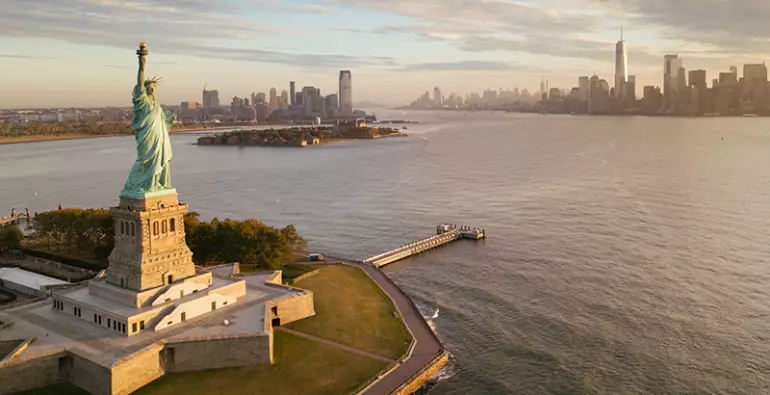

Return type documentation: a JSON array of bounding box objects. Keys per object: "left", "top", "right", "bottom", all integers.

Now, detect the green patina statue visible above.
[{"left": 121, "top": 42, "right": 176, "bottom": 199}]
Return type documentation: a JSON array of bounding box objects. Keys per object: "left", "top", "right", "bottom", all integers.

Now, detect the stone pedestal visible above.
[{"left": 106, "top": 192, "right": 195, "bottom": 293}]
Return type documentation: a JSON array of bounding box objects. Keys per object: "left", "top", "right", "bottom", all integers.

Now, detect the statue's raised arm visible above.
[
  {"left": 121, "top": 42, "right": 175, "bottom": 199},
  {"left": 136, "top": 43, "right": 147, "bottom": 95}
]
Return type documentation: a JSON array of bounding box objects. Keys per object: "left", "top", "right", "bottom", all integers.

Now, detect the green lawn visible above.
[
  {"left": 137, "top": 331, "right": 387, "bottom": 395},
  {"left": 19, "top": 264, "right": 409, "bottom": 395},
  {"left": 287, "top": 265, "right": 412, "bottom": 359},
  {"left": 22, "top": 332, "right": 386, "bottom": 395},
  {"left": 281, "top": 263, "right": 317, "bottom": 283}
]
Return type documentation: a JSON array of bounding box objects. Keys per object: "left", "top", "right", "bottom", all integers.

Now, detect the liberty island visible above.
[
  {"left": 0, "top": 43, "right": 320, "bottom": 395},
  {"left": 0, "top": 44, "right": 446, "bottom": 395}
]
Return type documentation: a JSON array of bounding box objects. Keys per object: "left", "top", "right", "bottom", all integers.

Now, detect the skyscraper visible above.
[
  {"left": 202, "top": 88, "right": 220, "bottom": 108},
  {"left": 578, "top": 76, "right": 590, "bottom": 101},
  {"left": 664, "top": 54, "right": 682, "bottom": 106},
  {"left": 326, "top": 94, "right": 339, "bottom": 111},
  {"left": 626, "top": 75, "right": 636, "bottom": 101},
  {"left": 743, "top": 63, "right": 768, "bottom": 82},
  {"left": 688, "top": 70, "right": 707, "bottom": 89},
  {"left": 301, "top": 86, "right": 321, "bottom": 116},
  {"left": 615, "top": 27, "right": 628, "bottom": 98},
  {"left": 339, "top": 70, "right": 353, "bottom": 114},
  {"left": 677, "top": 66, "right": 687, "bottom": 91},
  {"left": 433, "top": 87, "right": 443, "bottom": 107},
  {"left": 280, "top": 90, "right": 289, "bottom": 110},
  {"left": 290, "top": 81, "right": 296, "bottom": 107},
  {"left": 269, "top": 88, "right": 277, "bottom": 110},
  {"left": 742, "top": 63, "right": 767, "bottom": 103}
]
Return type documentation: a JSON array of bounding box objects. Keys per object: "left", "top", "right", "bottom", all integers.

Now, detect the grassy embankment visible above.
[
  {"left": 22, "top": 265, "right": 411, "bottom": 395},
  {"left": 287, "top": 265, "right": 412, "bottom": 360}
]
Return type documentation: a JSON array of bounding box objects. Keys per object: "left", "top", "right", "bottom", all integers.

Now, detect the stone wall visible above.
[
  {"left": 89, "top": 272, "right": 214, "bottom": 309},
  {"left": 265, "top": 271, "right": 282, "bottom": 285},
  {"left": 53, "top": 294, "right": 129, "bottom": 336},
  {"left": 290, "top": 269, "right": 319, "bottom": 284},
  {"left": 127, "top": 306, "right": 168, "bottom": 336},
  {"left": 89, "top": 280, "right": 143, "bottom": 308},
  {"left": 165, "top": 334, "right": 272, "bottom": 372},
  {"left": 212, "top": 279, "right": 246, "bottom": 299},
  {"left": 265, "top": 287, "right": 315, "bottom": 325},
  {"left": 0, "top": 349, "right": 66, "bottom": 395},
  {"left": 0, "top": 335, "right": 271, "bottom": 395},
  {"left": 68, "top": 352, "right": 111, "bottom": 395},
  {"left": 393, "top": 352, "right": 449, "bottom": 395},
  {"left": 2, "top": 337, "right": 33, "bottom": 361},
  {"left": 154, "top": 293, "right": 236, "bottom": 331},
  {"left": 151, "top": 281, "right": 209, "bottom": 306},
  {"left": 111, "top": 344, "right": 165, "bottom": 395}
]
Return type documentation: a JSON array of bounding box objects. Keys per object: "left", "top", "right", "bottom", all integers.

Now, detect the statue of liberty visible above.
[{"left": 121, "top": 42, "right": 176, "bottom": 198}]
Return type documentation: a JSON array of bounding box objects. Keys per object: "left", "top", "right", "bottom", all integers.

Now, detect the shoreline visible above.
[
  {"left": 322, "top": 256, "right": 447, "bottom": 395},
  {"left": 393, "top": 107, "right": 770, "bottom": 118},
  {"left": 0, "top": 126, "right": 240, "bottom": 146}
]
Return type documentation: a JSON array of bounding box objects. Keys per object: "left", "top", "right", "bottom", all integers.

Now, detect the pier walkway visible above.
[
  {"left": 0, "top": 214, "right": 29, "bottom": 227},
  {"left": 363, "top": 224, "right": 485, "bottom": 268}
]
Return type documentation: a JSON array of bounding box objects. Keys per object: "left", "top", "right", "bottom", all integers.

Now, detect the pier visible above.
[
  {"left": 363, "top": 224, "right": 485, "bottom": 268},
  {"left": 0, "top": 214, "right": 30, "bottom": 227}
]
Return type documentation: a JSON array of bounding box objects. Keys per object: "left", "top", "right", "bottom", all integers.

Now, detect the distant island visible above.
[{"left": 196, "top": 123, "right": 407, "bottom": 147}]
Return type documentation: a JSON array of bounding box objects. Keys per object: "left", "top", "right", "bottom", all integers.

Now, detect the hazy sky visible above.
[{"left": 1, "top": 0, "right": 769, "bottom": 108}]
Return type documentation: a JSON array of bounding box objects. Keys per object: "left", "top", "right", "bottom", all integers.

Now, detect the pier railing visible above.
[
  {"left": 363, "top": 223, "right": 487, "bottom": 268},
  {"left": 363, "top": 230, "right": 460, "bottom": 265},
  {"left": 0, "top": 214, "right": 29, "bottom": 227}
]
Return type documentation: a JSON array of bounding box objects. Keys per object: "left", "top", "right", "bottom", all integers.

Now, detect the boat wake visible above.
[{"left": 416, "top": 301, "right": 440, "bottom": 324}]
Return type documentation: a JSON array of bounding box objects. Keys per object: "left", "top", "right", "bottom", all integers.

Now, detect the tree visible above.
[
  {"left": 29, "top": 208, "right": 113, "bottom": 259},
  {"left": 183, "top": 213, "right": 305, "bottom": 269},
  {"left": 0, "top": 226, "right": 23, "bottom": 252}
]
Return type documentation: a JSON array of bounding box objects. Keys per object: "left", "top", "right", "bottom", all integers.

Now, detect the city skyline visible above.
[{"left": 2, "top": 0, "right": 770, "bottom": 108}]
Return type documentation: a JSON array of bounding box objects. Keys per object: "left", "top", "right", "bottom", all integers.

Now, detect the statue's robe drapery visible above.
[{"left": 122, "top": 85, "right": 174, "bottom": 195}]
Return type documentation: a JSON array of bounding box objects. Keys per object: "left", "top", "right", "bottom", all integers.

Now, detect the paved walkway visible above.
[
  {"left": 275, "top": 327, "right": 394, "bottom": 363},
  {"left": 326, "top": 256, "right": 445, "bottom": 395}
]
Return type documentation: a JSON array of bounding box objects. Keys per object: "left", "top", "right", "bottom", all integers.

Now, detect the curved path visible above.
[
  {"left": 326, "top": 257, "right": 445, "bottom": 395},
  {"left": 276, "top": 326, "right": 394, "bottom": 363}
]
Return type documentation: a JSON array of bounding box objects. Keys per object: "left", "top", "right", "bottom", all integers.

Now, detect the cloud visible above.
[
  {"left": 321, "top": 0, "right": 600, "bottom": 34},
  {"left": 0, "top": 54, "right": 59, "bottom": 59},
  {"left": 321, "top": 0, "right": 770, "bottom": 70},
  {"left": 334, "top": 27, "right": 368, "bottom": 33},
  {"left": 251, "top": 0, "right": 336, "bottom": 14},
  {"left": 322, "top": 0, "right": 630, "bottom": 67},
  {"left": 163, "top": 42, "right": 396, "bottom": 68},
  {"left": 400, "top": 60, "right": 528, "bottom": 72},
  {"left": 0, "top": 0, "right": 374, "bottom": 68}
]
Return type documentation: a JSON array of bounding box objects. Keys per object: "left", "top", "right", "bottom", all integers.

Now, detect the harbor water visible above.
[{"left": 1, "top": 111, "right": 769, "bottom": 394}]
